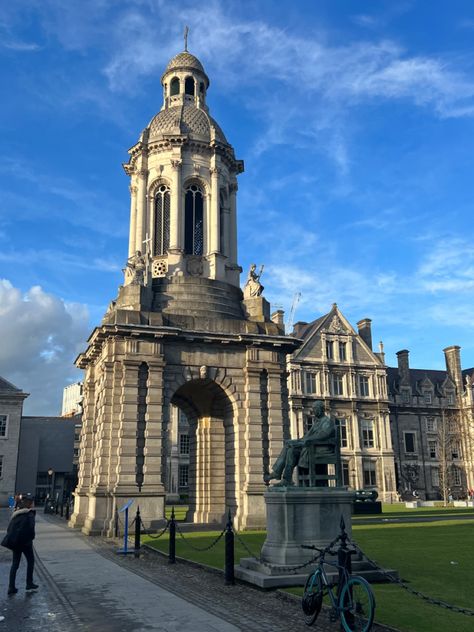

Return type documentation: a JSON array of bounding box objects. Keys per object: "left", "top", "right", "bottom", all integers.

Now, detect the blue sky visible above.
[{"left": 1, "top": 0, "right": 474, "bottom": 414}]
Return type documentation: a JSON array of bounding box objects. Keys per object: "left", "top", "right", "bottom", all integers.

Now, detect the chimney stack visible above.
[
  {"left": 271, "top": 309, "right": 285, "bottom": 331},
  {"left": 443, "top": 345, "right": 462, "bottom": 393},
  {"left": 396, "top": 349, "right": 410, "bottom": 384},
  {"left": 357, "top": 318, "right": 372, "bottom": 350}
]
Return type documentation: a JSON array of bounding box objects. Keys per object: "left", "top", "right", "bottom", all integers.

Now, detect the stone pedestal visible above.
[
  {"left": 235, "top": 486, "right": 357, "bottom": 588},
  {"left": 261, "top": 487, "right": 355, "bottom": 565},
  {"left": 243, "top": 296, "right": 270, "bottom": 322}
]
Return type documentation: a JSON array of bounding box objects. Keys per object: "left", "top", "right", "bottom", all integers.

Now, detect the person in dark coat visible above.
[{"left": 2, "top": 493, "right": 38, "bottom": 595}]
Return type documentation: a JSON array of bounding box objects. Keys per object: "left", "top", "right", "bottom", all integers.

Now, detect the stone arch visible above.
[{"left": 168, "top": 375, "right": 239, "bottom": 524}]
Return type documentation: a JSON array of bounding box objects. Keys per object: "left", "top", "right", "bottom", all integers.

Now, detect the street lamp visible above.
[{"left": 47, "top": 468, "right": 54, "bottom": 513}]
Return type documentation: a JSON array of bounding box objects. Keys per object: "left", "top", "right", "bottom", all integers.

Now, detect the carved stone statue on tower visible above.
[
  {"left": 125, "top": 250, "right": 147, "bottom": 286},
  {"left": 244, "top": 263, "right": 264, "bottom": 298}
]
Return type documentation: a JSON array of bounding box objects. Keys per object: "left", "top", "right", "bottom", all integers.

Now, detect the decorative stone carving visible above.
[
  {"left": 187, "top": 256, "right": 203, "bottom": 277},
  {"left": 327, "top": 315, "right": 345, "bottom": 333},
  {"left": 124, "top": 250, "right": 147, "bottom": 286},
  {"left": 152, "top": 258, "right": 168, "bottom": 278},
  {"left": 243, "top": 264, "right": 264, "bottom": 298},
  {"left": 170, "top": 159, "right": 182, "bottom": 170},
  {"left": 199, "top": 365, "right": 208, "bottom": 379}
]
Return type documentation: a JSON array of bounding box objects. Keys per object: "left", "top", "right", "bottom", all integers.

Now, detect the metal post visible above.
[
  {"left": 123, "top": 507, "right": 129, "bottom": 554},
  {"left": 337, "top": 515, "right": 353, "bottom": 627},
  {"left": 134, "top": 506, "right": 141, "bottom": 558},
  {"left": 224, "top": 509, "right": 235, "bottom": 586},
  {"left": 65, "top": 497, "right": 70, "bottom": 520},
  {"left": 169, "top": 507, "right": 176, "bottom": 564},
  {"left": 60, "top": 501, "right": 64, "bottom": 517},
  {"left": 114, "top": 506, "right": 119, "bottom": 538}
]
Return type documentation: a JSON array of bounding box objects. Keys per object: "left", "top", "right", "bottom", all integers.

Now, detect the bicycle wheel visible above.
[
  {"left": 339, "top": 576, "right": 375, "bottom": 632},
  {"left": 302, "top": 568, "right": 323, "bottom": 626}
]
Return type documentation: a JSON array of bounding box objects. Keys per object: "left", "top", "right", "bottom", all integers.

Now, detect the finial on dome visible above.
[{"left": 184, "top": 25, "right": 189, "bottom": 52}]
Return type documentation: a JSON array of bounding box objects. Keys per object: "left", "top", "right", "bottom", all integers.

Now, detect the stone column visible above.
[
  {"left": 69, "top": 371, "right": 96, "bottom": 529},
  {"left": 128, "top": 183, "right": 138, "bottom": 258},
  {"left": 169, "top": 159, "right": 182, "bottom": 252},
  {"left": 90, "top": 361, "right": 115, "bottom": 492},
  {"left": 229, "top": 182, "right": 238, "bottom": 264},
  {"left": 240, "top": 364, "right": 268, "bottom": 529},
  {"left": 167, "top": 405, "right": 180, "bottom": 502},
  {"left": 135, "top": 169, "right": 148, "bottom": 254},
  {"left": 210, "top": 166, "right": 220, "bottom": 254},
  {"left": 114, "top": 360, "right": 141, "bottom": 492}
]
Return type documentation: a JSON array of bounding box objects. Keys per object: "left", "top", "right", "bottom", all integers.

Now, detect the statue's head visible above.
[
  {"left": 313, "top": 400, "right": 325, "bottom": 416},
  {"left": 135, "top": 250, "right": 142, "bottom": 256},
  {"left": 250, "top": 263, "right": 256, "bottom": 271}
]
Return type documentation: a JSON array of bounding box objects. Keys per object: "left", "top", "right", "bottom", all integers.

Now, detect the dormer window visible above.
[
  {"left": 423, "top": 391, "right": 432, "bottom": 404},
  {"left": 170, "top": 77, "right": 180, "bottom": 96},
  {"left": 185, "top": 76, "right": 195, "bottom": 96}
]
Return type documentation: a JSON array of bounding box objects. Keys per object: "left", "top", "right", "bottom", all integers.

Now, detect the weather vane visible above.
[{"left": 184, "top": 25, "right": 189, "bottom": 52}]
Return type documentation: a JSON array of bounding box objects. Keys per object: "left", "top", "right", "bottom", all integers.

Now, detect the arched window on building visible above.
[
  {"left": 184, "top": 184, "right": 204, "bottom": 255},
  {"left": 170, "top": 77, "right": 180, "bottom": 96},
  {"left": 185, "top": 76, "right": 195, "bottom": 96},
  {"left": 154, "top": 185, "right": 170, "bottom": 256}
]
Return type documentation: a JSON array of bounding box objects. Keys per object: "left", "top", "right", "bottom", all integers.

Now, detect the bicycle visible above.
[{"left": 301, "top": 543, "right": 375, "bottom": 631}]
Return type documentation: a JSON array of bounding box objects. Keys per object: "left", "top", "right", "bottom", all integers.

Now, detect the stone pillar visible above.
[
  {"left": 210, "top": 166, "right": 220, "bottom": 254},
  {"left": 128, "top": 183, "right": 138, "bottom": 258},
  {"left": 167, "top": 405, "right": 180, "bottom": 502},
  {"left": 240, "top": 363, "right": 268, "bottom": 529},
  {"left": 229, "top": 182, "right": 238, "bottom": 264},
  {"left": 135, "top": 169, "right": 148, "bottom": 254},
  {"left": 69, "top": 372, "right": 96, "bottom": 529},
  {"left": 169, "top": 159, "right": 182, "bottom": 252}
]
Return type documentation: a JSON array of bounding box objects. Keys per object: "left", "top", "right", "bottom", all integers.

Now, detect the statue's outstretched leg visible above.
[{"left": 264, "top": 446, "right": 288, "bottom": 483}]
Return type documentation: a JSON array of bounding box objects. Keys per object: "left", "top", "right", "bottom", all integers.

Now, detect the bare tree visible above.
[{"left": 437, "top": 409, "right": 463, "bottom": 506}]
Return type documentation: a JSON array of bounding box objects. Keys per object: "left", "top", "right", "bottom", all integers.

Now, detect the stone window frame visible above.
[
  {"left": 326, "top": 340, "right": 334, "bottom": 360},
  {"left": 401, "top": 389, "right": 411, "bottom": 404},
  {"left": 178, "top": 464, "right": 189, "bottom": 487},
  {"left": 304, "top": 371, "right": 317, "bottom": 394},
  {"left": 361, "top": 418, "right": 375, "bottom": 449},
  {"left": 0, "top": 414, "right": 8, "bottom": 439},
  {"left": 179, "top": 433, "right": 190, "bottom": 455},
  {"left": 428, "top": 439, "right": 438, "bottom": 459},
  {"left": 331, "top": 373, "right": 344, "bottom": 396},
  {"left": 451, "top": 440, "right": 461, "bottom": 460},
  {"left": 431, "top": 466, "right": 439, "bottom": 487},
  {"left": 423, "top": 391, "right": 432, "bottom": 404},
  {"left": 363, "top": 459, "right": 377, "bottom": 487},
  {"left": 339, "top": 418, "right": 350, "bottom": 449},
  {"left": 359, "top": 375, "right": 370, "bottom": 398},
  {"left": 183, "top": 179, "right": 206, "bottom": 256},
  {"left": 338, "top": 341, "right": 347, "bottom": 362},
  {"left": 452, "top": 466, "right": 462, "bottom": 486},
  {"left": 425, "top": 416, "right": 437, "bottom": 433},
  {"left": 403, "top": 431, "right": 417, "bottom": 454}
]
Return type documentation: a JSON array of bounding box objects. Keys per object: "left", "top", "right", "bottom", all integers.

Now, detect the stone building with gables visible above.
[
  {"left": 387, "top": 346, "right": 474, "bottom": 500},
  {"left": 288, "top": 304, "right": 397, "bottom": 502}
]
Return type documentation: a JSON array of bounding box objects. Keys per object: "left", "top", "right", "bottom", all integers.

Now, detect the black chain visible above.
[
  {"left": 233, "top": 530, "right": 341, "bottom": 574},
  {"left": 349, "top": 539, "right": 474, "bottom": 617},
  {"left": 175, "top": 523, "right": 226, "bottom": 551},
  {"left": 140, "top": 520, "right": 170, "bottom": 540}
]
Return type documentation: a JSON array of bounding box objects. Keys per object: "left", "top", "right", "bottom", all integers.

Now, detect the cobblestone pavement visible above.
[{"left": 1, "top": 510, "right": 397, "bottom": 631}]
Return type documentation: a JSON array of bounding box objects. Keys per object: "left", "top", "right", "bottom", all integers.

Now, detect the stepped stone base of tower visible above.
[{"left": 71, "top": 276, "right": 300, "bottom": 536}]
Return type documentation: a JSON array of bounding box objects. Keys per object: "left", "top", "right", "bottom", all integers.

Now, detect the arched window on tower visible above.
[
  {"left": 170, "top": 77, "right": 180, "bottom": 96},
  {"left": 184, "top": 184, "right": 204, "bottom": 255},
  {"left": 154, "top": 185, "right": 170, "bottom": 256},
  {"left": 185, "top": 76, "right": 195, "bottom": 96}
]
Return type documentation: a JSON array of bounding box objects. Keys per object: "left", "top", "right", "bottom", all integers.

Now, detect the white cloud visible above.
[{"left": 0, "top": 280, "right": 89, "bottom": 415}]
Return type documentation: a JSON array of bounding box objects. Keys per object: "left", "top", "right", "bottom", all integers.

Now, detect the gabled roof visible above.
[
  {"left": 291, "top": 304, "right": 381, "bottom": 365},
  {"left": 0, "top": 375, "right": 21, "bottom": 392},
  {"left": 386, "top": 367, "right": 456, "bottom": 394}
]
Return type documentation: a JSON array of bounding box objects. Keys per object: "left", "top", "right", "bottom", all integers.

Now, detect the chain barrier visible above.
[
  {"left": 175, "top": 522, "right": 226, "bottom": 552},
  {"left": 140, "top": 520, "right": 170, "bottom": 540},
  {"left": 348, "top": 538, "right": 474, "bottom": 618},
  {"left": 232, "top": 529, "right": 341, "bottom": 575}
]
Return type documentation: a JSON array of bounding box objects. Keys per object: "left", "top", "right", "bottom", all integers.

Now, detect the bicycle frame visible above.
[{"left": 308, "top": 553, "right": 351, "bottom": 614}]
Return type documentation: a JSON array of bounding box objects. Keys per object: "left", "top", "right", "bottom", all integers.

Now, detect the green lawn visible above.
[
  {"left": 144, "top": 515, "right": 474, "bottom": 632},
  {"left": 164, "top": 505, "right": 188, "bottom": 521},
  {"left": 353, "top": 503, "right": 474, "bottom": 521}
]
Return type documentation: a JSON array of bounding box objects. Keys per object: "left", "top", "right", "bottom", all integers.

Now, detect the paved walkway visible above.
[{"left": 0, "top": 510, "right": 395, "bottom": 631}]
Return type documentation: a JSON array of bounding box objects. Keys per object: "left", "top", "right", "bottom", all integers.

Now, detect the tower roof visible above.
[
  {"left": 148, "top": 105, "right": 227, "bottom": 143},
  {"left": 161, "top": 51, "right": 209, "bottom": 86}
]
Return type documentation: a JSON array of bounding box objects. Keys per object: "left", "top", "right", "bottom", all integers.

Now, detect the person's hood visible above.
[{"left": 9, "top": 508, "right": 34, "bottom": 521}]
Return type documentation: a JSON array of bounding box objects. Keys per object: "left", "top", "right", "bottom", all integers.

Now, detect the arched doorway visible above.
[{"left": 171, "top": 378, "right": 237, "bottom": 525}]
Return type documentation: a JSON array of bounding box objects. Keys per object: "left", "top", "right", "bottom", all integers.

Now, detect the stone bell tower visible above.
[{"left": 70, "top": 48, "right": 300, "bottom": 536}]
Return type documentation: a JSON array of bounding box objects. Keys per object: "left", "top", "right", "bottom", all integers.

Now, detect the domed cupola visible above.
[{"left": 123, "top": 45, "right": 244, "bottom": 296}]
